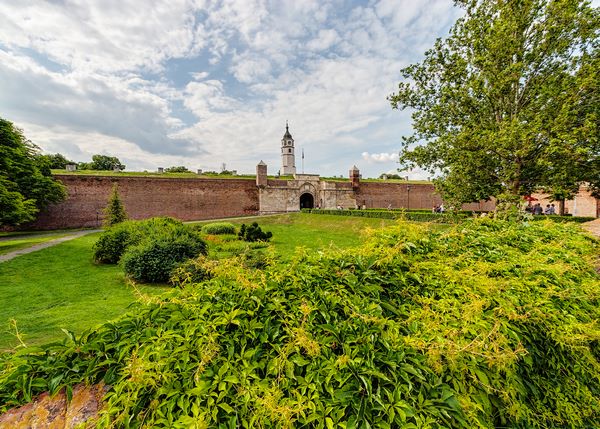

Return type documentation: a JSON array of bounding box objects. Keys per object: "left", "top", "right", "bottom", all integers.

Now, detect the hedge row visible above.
[
  {"left": 530, "top": 214, "right": 596, "bottom": 223},
  {"left": 302, "top": 208, "right": 466, "bottom": 223},
  {"left": 302, "top": 209, "right": 596, "bottom": 224}
]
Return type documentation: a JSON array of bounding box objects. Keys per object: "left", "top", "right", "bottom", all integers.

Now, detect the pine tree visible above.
[{"left": 103, "top": 183, "right": 127, "bottom": 227}]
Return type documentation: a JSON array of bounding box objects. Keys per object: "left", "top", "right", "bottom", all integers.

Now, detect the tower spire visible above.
[{"left": 281, "top": 121, "right": 296, "bottom": 175}]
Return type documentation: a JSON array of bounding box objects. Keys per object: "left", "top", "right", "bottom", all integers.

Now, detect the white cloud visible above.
[
  {"left": 0, "top": 0, "right": 461, "bottom": 178},
  {"left": 306, "top": 29, "right": 340, "bottom": 51},
  {"left": 362, "top": 152, "right": 398, "bottom": 163},
  {"left": 0, "top": 1, "right": 201, "bottom": 73}
]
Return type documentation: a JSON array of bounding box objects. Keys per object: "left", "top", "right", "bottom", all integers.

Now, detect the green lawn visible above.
[
  {"left": 193, "top": 213, "right": 398, "bottom": 261},
  {"left": 0, "top": 234, "right": 71, "bottom": 255},
  {"left": 230, "top": 213, "right": 395, "bottom": 255},
  {"left": 0, "top": 214, "right": 399, "bottom": 350},
  {"left": 0, "top": 233, "right": 166, "bottom": 350}
]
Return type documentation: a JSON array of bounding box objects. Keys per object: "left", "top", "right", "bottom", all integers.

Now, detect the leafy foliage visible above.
[
  {"left": 389, "top": 0, "right": 599, "bottom": 205},
  {"left": 238, "top": 222, "right": 273, "bottom": 242},
  {"left": 78, "top": 155, "right": 125, "bottom": 171},
  {"left": 169, "top": 257, "right": 215, "bottom": 287},
  {"left": 0, "top": 117, "right": 67, "bottom": 226},
  {"left": 93, "top": 217, "right": 196, "bottom": 264},
  {"left": 200, "top": 222, "right": 236, "bottom": 235},
  {"left": 102, "top": 184, "right": 127, "bottom": 227},
  {"left": 36, "top": 153, "right": 74, "bottom": 169},
  {"left": 121, "top": 233, "right": 208, "bottom": 283},
  {"left": 1, "top": 219, "right": 598, "bottom": 427},
  {"left": 164, "top": 166, "right": 192, "bottom": 173}
]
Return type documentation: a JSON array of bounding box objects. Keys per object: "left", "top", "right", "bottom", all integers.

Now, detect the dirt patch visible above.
[{"left": 0, "top": 383, "right": 107, "bottom": 429}]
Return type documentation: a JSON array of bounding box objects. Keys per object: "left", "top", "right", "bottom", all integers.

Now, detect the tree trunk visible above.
[{"left": 558, "top": 199, "right": 565, "bottom": 216}]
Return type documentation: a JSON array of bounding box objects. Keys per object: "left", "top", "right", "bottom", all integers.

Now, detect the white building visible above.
[{"left": 280, "top": 122, "right": 296, "bottom": 175}]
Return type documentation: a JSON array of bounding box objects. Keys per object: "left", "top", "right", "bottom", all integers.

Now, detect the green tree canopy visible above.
[
  {"left": 164, "top": 166, "right": 191, "bottom": 173},
  {"left": 0, "top": 118, "right": 67, "bottom": 226},
  {"left": 79, "top": 155, "right": 125, "bottom": 171},
  {"left": 389, "top": 0, "right": 599, "bottom": 206},
  {"left": 36, "top": 153, "right": 74, "bottom": 169}
]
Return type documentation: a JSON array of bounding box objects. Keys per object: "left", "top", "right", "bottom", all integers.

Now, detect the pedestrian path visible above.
[
  {"left": 0, "top": 230, "right": 100, "bottom": 263},
  {"left": 582, "top": 219, "right": 600, "bottom": 239}
]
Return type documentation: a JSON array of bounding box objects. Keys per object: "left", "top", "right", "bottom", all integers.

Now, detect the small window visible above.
[{"left": 288, "top": 148, "right": 292, "bottom": 153}]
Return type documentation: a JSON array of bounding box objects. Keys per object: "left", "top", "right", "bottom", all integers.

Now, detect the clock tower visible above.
[{"left": 280, "top": 121, "right": 296, "bottom": 175}]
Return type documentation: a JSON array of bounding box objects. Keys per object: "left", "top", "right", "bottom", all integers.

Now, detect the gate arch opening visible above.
[{"left": 299, "top": 193, "right": 314, "bottom": 209}]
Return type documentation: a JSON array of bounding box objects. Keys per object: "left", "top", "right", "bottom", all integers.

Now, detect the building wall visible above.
[
  {"left": 31, "top": 175, "right": 259, "bottom": 229},
  {"left": 356, "top": 182, "right": 442, "bottom": 210},
  {"left": 27, "top": 175, "right": 599, "bottom": 230},
  {"left": 531, "top": 187, "right": 598, "bottom": 217}
]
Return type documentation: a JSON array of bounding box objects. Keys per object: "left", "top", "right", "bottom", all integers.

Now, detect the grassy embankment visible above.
[
  {"left": 0, "top": 214, "right": 397, "bottom": 349},
  {"left": 0, "top": 234, "right": 166, "bottom": 350}
]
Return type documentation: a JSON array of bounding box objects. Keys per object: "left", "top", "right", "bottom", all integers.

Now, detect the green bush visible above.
[
  {"left": 92, "top": 221, "right": 139, "bottom": 264},
  {"left": 1, "top": 219, "right": 598, "bottom": 427},
  {"left": 303, "top": 208, "right": 596, "bottom": 224},
  {"left": 200, "top": 222, "right": 236, "bottom": 235},
  {"left": 169, "top": 257, "right": 215, "bottom": 287},
  {"left": 241, "top": 248, "right": 271, "bottom": 269},
  {"left": 530, "top": 214, "right": 596, "bottom": 223},
  {"left": 93, "top": 217, "right": 193, "bottom": 264},
  {"left": 238, "top": 222, "right": 273, "bottom": 242},
  {"left": 122, "top": 233, "right": 207, "bottom": 283},
  {"left": 303, "top": 208, "right": 466, "bottom": 223}
]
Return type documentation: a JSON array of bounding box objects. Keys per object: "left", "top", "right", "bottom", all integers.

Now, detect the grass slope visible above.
[
  {"left": 0, "top": 234, "right": 71, "bottom": 256},
  {"left": 0, "top": 234, "right": 166, "bottom": 350}
]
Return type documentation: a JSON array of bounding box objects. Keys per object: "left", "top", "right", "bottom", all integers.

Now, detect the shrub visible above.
[
  {"left": 241, "top": 248, "right": 271, "bottom": 269},
  {"left": 169, "top": 256, "right": 215, "bottom": 287},
  {"left": 200, "top": 222, "right": 236, "bottom": 235},
  {"left": 92, "top": 221, "right": 139, "bottom": 264},
  {"left": 238, "top": 222, "right": 273, "bottom": 242},
  {"left": 122, "top": 233, "right": 207, "bottom": 283},
  {"left": 93, "top": 217, "right": 199, "bottom": 264}
]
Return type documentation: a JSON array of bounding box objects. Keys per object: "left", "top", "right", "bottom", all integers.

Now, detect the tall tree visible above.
[
  {"left": 389, "top": 0, "right": 599, "bottom": 208},
  {"left": 103, "top": 184, "right": 127, "bottom": 227},
  {"left": 0, "top": 118, "right": 67, "bottom": 226}
]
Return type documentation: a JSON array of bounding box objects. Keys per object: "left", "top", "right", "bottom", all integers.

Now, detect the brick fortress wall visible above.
[
  {"left": 355, "top": 182, "right": 497, "bottom": 211},
  {"left": 31, "top": 175, "right": 259, "bottom": 229}
]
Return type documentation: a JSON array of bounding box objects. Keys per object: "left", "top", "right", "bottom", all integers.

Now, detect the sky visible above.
[{"left": 0, "top": 0, "right": 464, "bottom": 178}]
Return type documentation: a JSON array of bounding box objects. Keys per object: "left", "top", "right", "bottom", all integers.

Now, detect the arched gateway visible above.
[{"left": 299, "top": 193, "right": 314, "bottom": 209}]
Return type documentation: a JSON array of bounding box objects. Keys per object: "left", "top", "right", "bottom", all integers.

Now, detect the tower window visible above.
[{"left": 288, "top": 148, "right": 291, "bottom": 153}]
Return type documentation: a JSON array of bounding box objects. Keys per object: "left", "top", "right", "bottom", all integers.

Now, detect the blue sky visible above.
[{"left": 0, "top": 0, "right": 464, "bottom": 178}]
